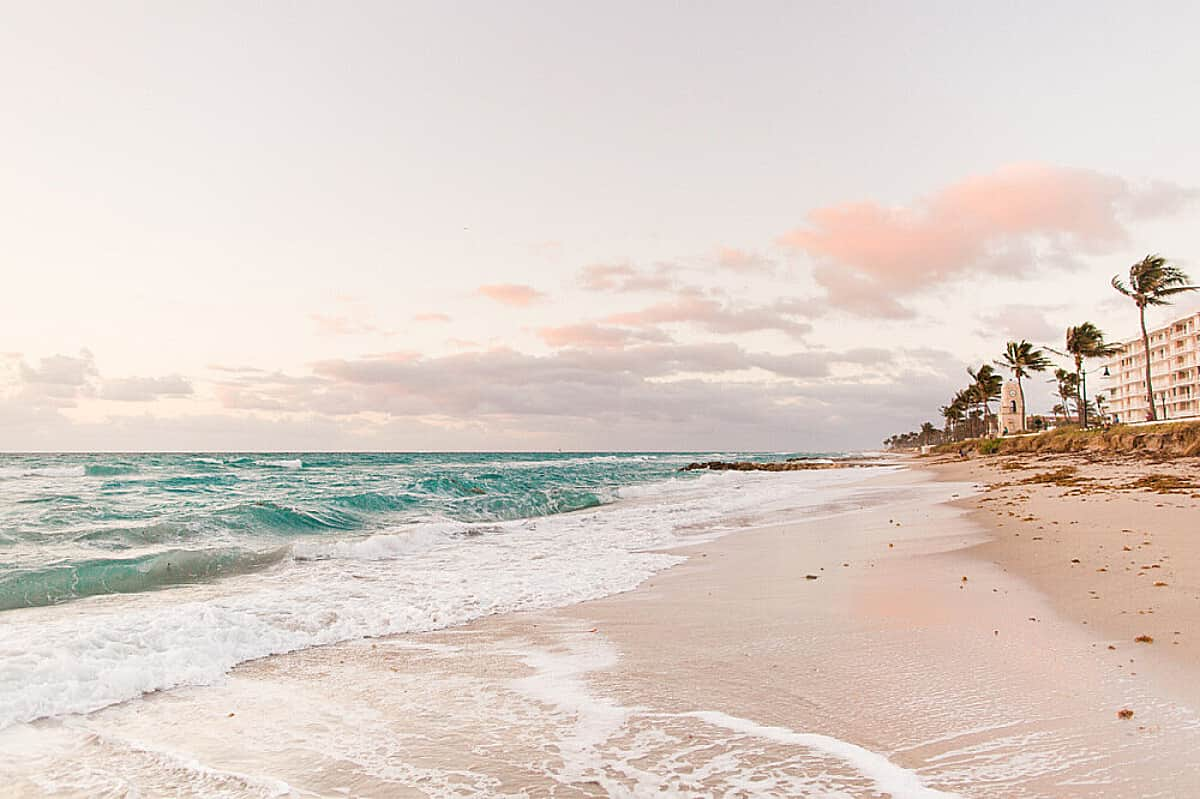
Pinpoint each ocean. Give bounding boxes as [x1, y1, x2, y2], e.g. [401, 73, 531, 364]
[0, 451, 849, 730]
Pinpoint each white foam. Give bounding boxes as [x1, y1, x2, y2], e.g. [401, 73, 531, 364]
[510, 632, 957, 798]
[255, 458, 302, 469]
[0, 465, 87, 479]
[0, 466, 895, 729]
[679, 711, 959, 799]
[291, 522, 461, 561]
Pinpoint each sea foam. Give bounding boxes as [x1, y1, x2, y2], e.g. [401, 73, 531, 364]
[0, 467, 889, 729]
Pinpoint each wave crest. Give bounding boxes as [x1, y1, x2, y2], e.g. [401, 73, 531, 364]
[0, 547, 289, 611]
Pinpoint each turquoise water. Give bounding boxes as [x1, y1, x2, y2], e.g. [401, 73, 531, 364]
[0, 452, 823, 611]
[1, 450, 874, 730]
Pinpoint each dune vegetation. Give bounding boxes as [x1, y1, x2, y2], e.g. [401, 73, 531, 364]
[930, 421, 1200, 458]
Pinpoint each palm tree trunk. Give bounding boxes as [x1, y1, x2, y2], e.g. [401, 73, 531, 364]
[1081, 369, 1089, 429]
[1075, 358, 1087, 427]
[1140, 304, 1157, 421]
[1016, 374, 1024, 431]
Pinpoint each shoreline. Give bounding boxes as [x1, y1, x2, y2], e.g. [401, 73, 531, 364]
[4, 463, 1200, 796]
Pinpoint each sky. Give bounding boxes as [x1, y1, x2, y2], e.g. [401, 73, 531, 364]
[4, 1, 1200, 451]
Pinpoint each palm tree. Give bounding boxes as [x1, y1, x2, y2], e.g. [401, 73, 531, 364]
[1111, 254, 1197, 421]
[995, 340, 1052, 420]
[967, 364, 1003, 434]
[1048, 368, 1078, 424]
[940, 401, 965, 440]
[1063, 323, 1122, 429]
[1108, 255, 1195, 419]
[951, 389, 975, 438]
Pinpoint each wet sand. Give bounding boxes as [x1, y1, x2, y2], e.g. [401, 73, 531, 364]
[5, 465, 1200, 797]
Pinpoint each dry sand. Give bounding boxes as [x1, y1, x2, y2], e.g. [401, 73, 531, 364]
[926, 451, 1200, 702]
[7, 463, 1200, 797]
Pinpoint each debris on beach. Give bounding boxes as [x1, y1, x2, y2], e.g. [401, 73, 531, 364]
[1117, 709, 1135, 720]
[804, 574, 819, 580]
[1135, 635, 1154, 644]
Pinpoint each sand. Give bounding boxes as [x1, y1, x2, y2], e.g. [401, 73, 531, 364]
[927, 451, 1200, 702]
[5, 463, 1200, 797]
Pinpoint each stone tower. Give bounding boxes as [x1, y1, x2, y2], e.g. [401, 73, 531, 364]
[998, 379, 1025, 435]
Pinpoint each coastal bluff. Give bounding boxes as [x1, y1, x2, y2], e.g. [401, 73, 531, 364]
[679, 459, 885, 472]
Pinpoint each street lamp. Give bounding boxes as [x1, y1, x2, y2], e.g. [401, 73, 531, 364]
[1079, 363, 1113, 429]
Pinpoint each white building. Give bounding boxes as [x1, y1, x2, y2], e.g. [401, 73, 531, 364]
[1102, 310, 1200, 423]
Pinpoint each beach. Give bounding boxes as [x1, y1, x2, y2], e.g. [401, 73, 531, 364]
[5, 458, 1199, 797]
[930, 451, 1200, 702]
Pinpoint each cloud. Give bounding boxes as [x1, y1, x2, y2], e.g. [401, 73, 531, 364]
[413, 312, 451, 323]
[309, 313, 378, 336]
[478, 283, 545, 306]
[809, 265, 915, 319]
[19, 351, 97, 387]
[1123, 179, 1198, 219]
[578, 262, 678, 293]
[537, 323, 672, 349]
[194, 341, 958, 450]
[527, 240, 564, 258]
[207, 364, 268, 374]
[9, 351, 194, 408]
[2, 343, 960, 451]
[976, 304, 1065, 346]
[779, 163, 1195, 316]
[604, 288, 813, 339]
[13, 351, 99, 407]
[100, 375, 194, 402]
[715, 247, 775, 274]
[217, 342, 904, 420]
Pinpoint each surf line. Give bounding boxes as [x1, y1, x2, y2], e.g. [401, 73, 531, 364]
[655, 710, 960, 799]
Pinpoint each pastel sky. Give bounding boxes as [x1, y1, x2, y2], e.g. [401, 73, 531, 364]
[4, 2, 1200, 451]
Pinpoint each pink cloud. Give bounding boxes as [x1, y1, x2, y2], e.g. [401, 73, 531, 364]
[478, 283, 545, 307]
[578, 262, 677, 293]
[809, 265, 914, 320]
[779, 163, 1194, 316]
[413, 312, 451, 323]
[715, 247, 774, 273]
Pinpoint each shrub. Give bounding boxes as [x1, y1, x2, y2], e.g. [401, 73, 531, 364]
[977, 438, 1003, 455]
